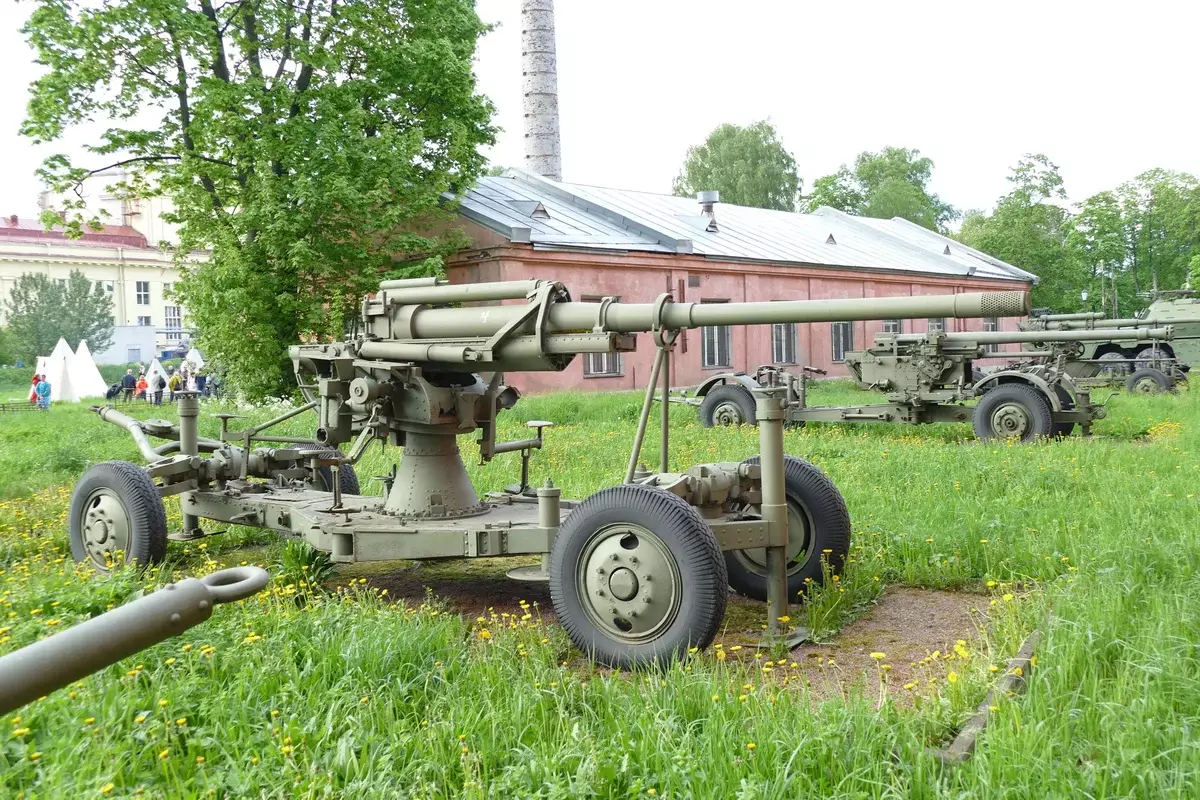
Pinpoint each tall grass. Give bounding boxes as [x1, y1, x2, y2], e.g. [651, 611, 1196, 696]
[0, 383, 1197, 797]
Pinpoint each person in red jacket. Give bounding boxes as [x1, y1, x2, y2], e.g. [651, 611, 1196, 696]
[135, 374, 149, 400]
[28, 373, 40, 404]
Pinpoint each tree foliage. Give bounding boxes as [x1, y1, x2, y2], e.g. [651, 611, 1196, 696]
[672, 121, 800, 211]
[4, 270, 114, 360]
[22, 0, 495, 398]
[806, 147, 957, 231]
[961, 155, 1200, 315]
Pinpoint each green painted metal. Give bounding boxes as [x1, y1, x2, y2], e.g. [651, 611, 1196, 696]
[0, 567, 268, 715]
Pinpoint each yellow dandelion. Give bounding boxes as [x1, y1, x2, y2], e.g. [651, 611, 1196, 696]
[101, 784, 115, 795]
[158, 749, 169, 759]
[947, 672, 958, 683]
[195, 756, 205, 765]
[869, 652, 886, 661]
[746, 742, 756, 751]
[1002, 593, 1014, 602]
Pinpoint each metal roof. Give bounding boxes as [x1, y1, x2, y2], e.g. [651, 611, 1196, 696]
[451, 170, 1036, 284]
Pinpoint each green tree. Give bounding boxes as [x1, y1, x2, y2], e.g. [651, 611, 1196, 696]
[957, 154, 1080, 309]
[4, 270, 114, 360]
[22, 0, 495, 398]
[1112, 170, 1199, 298]
[672, 121, 800, 211]
[806, 147, 957, 231]
[1067, 191, 1126, 315]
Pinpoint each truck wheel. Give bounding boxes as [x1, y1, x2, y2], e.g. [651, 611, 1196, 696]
[1051, 385, 1076, 438]
[1135, 346, 1169, 370]
[550, 484, 727, 668]
[699, 385, 757, 427]
[312, 450, 361, 494]
[1126, 368, 1173, 394]
[725, 456, 850, 601]
[1094, 351, 1130, 380]
[972, 384, 1054, 441]
[69, 461, 167, 572]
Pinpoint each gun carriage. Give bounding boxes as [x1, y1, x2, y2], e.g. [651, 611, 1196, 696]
[685, 327, 1172, 441]
[74, 278, 1027, 667]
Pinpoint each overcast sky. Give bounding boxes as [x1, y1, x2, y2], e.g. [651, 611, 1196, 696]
[1, 0, 1197, 218]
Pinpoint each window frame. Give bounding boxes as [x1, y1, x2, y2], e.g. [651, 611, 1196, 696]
[882, 319, 903, 335]
[771, 322, 797, 365]
[580, 295, 624, 377]
[700, 299, 732, 370]
[831, 322, 853, 363]
[135, 281, 151, 305]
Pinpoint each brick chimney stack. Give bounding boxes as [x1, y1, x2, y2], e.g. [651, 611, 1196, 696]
[521, 0, 562, 181]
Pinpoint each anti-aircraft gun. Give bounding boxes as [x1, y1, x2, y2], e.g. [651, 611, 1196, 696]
[76, 278, 1027, 668]
[688, 326, 1172, 441]
[0, 567, 268, 715]
[1019, 289, 1199, 389]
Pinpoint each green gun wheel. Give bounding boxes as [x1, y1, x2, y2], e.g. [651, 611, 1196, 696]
[69, 461, 167, 572]
[1126, 367, 1173, 394]
[725, 455, 850, 601]
[972, 384, 1054, 442]
[550, 484, 726, 669]
[699, 384, 757, 427]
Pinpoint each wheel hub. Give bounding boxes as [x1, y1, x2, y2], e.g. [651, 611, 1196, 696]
[712, 402, 744, 426]
[81, 491, 131, 568]
[991, 403, 1031, 437]
[580, 525, 680, 641]
[733, 502, 813, 576]
[1132, 378, 1157, 394]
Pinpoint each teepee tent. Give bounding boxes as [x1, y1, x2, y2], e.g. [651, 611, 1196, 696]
[185, 348, 205, 370]
[146, 358, 169, 391]
[73, 341, 111, 399]
[39, 338, 80, 403]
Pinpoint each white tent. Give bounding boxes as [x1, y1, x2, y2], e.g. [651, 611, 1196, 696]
[185, 348, 205, 370]
[38, 338, 80, 403]
[73, 340, 111, 399]
[146, 358, 169, 392]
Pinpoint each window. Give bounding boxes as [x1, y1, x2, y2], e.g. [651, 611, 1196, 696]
[127, 347, 141, 363]
[96, 280, 114, 293]
[136, 281, 150, 305]
[138, 316, 152, 326]
[831, 322, 853, 363]
[581, 296, 623, 377]
[982, 317, 999, 353]
[55, 278, 67, 287]
[771, 323, 796, 364]
[163, 282, 173, 296]
[927, 318, 946, 334]
[700, 300, 731, 369]
[165, 306, 183, 340]
[882, 319, 903, 334]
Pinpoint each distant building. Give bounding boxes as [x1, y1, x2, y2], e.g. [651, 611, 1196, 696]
[446, 170, 1037, 392]
[0, 170, 196, 354]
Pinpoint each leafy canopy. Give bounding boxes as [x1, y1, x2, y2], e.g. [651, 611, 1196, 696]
[807, 146, 958, 232]
[22, 0, 495, 398]
[4, 270, 115, 361]
[672, 121, 800, 211]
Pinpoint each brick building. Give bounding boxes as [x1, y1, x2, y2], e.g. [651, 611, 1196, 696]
[444, 169, 1036, 393]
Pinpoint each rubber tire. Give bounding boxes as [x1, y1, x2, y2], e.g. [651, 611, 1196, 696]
[69, 461, 168, 571]
[1051, 385, 1076, 438]
[698, 384, 757, 428]
[971, 368, 986, 386]
[971, 384, 1054, 442]
[725, 455, 851, 601]
[1126, 368, 1173, 394]
[313, 450, 361, 495]
[550, 484, 727, 669]
[1135, 346, 1169, 370]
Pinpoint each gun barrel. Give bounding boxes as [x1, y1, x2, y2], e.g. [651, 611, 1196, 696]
[890, 327, 1170, 345]
[1049, 317, 1154, 330]
[0, 567, 268, 715]
[396, 290, 1030, 340]
[92, 405, 162, 461]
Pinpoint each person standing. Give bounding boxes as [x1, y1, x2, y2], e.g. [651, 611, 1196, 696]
[121, 369, 137, 401]
[153, 371, 166, 405]
[135, 373, 149, 401]
[168, 370, 182, 402]
[29, 373, 40, 404]
[34, 376, 51, 410]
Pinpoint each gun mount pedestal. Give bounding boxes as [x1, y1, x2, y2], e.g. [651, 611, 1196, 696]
[76, 277, 1027, 668]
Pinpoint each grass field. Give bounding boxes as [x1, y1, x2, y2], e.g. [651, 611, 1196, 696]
[1, 381, 1197, 798]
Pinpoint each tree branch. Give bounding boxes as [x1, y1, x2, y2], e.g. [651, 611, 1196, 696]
[290, 0, 339, 120]
[199, 0, 232, 83]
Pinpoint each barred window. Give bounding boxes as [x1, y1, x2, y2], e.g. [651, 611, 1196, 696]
[927, 318, 946, 334]
[831, 322, 853, 363]
[137, 316, 152, 326]
[771, 323, 796, 364]
[882, 319, 902, 334]
[136, 281, 150, 305]
[701, 300, 731, 369]
[982, 317, 999, 352]
[581, 296, 623, 377]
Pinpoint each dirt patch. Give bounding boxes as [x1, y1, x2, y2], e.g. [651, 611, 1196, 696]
[349, 560, 988, 691]
[788, 587, 988, 702]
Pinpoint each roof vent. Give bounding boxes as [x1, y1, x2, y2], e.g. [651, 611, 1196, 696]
[696, 191, 719, 233]
[8, 215, 16, 225]
[943, 245, 952, 255]
[825, 233, 837, 245]
[506, 200, 551, 220]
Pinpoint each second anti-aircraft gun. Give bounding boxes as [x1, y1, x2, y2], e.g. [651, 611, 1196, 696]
[75, 278, 1027, 668]
[688, 326, 1172, 441]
